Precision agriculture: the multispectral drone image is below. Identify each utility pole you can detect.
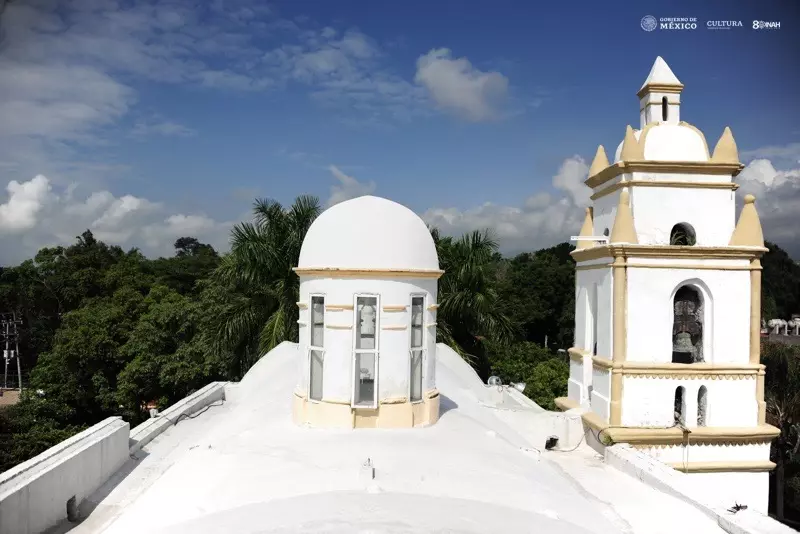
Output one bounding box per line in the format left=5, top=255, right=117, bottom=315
left=1, top=312, right=23, bottom=392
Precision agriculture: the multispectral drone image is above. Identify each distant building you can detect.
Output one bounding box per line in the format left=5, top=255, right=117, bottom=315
left=558, top=56, right=779, bottom=512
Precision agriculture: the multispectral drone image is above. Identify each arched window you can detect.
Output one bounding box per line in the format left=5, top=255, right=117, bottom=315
left=603, top=228, right=609, bottom=237
left=670, top=223, right=696, bottom=246
left=697, top=386, right=708, bottom=426
left=674, top=386, right=686, bottom=425
left=661, top=97, right=668, bottom=121
left=672, top=285, right=704, bottom=363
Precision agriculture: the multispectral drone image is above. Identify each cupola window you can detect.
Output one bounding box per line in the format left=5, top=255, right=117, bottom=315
left=697, top=386, right=708, bottom=426
left=661, top=96, right=668, bottom=121
left=410, top=296, right=425, bottom=402
left=309, top=295, right=325, bottom=401
left=673, top=386, right=686, bottom=425
left=353, top=295, right=379, bottom=408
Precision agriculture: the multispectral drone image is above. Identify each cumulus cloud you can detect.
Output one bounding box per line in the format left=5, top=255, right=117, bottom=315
left=737, top=154, right=800, bottom=257
left=0, top=175, right=234, bottom=265
left=414, top=48, right=509, bottom=122
left=327, top=165, right=376, bottom=207
left=422, top=156, right=588, bottom=254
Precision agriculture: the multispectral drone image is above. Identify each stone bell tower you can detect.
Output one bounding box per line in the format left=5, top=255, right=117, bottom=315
left=556, top=56, right=779, bottom=514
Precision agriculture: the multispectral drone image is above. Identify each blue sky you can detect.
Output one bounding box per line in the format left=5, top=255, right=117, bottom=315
left=0, top=0, right=799, bottom=262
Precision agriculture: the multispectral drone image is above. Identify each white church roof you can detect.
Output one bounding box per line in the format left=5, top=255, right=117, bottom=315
left=639, top=56, right=682, bottom=90
left=298, top=195, right=440, bottom=272
left=69, top=342, right=726, bottom=534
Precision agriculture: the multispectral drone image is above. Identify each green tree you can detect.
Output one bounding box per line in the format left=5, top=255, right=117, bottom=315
left=762, top=241, right=800, bottom=320
left=212, top=196, right=321, bottom=373
left=432, top=228, right=516, bottom=377
left=763, top=341, right=800, bottom=521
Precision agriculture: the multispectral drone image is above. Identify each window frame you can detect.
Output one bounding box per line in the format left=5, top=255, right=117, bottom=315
left=351, top=293, right=380, bottom=409
left=408, top=293, right=426, bottom=403
left=307, top=293, right=326, bottom=402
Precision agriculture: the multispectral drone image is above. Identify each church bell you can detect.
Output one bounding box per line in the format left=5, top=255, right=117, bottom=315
left=672, top=331, right=694, bottom=353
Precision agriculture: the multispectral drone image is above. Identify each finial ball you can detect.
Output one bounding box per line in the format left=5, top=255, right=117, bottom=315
left=744, top=194, right=756, bottom=204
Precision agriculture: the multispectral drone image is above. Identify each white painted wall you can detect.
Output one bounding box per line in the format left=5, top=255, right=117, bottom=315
left=630, top=182, right=736, bottom=246
left=590, top=188, right=621, bottom=239
left=626, top=264, right=750, bottom=365
left=0, top=417, right=129, bottom=534
left=622, top=376, right=758, bottom=427
left=298, top=276, right=438, bottom=404
left=639, top=92, right=681, bottom=127
left=687, top=471, right=770, bottom=513
left=575, top=267, right=613, bottom=358
left=591, top=367, right=611, bottom=422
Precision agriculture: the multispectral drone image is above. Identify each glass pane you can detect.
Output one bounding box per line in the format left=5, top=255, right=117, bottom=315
left=410, top=349, right=423, bottom=401
left=355, top=352, right=376, bottom=406
left=310, top=350, right=324, bottom=401
left=411, top=297, right=424, bottom=348
left=356, top=297, right=377, bottom=350
left=311, top=296, right=324, bottom=347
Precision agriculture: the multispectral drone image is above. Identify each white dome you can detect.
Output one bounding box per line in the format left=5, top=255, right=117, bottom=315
left=614, top=123, right=709, bottom=163
left=298, top=195, right=440, bottom=272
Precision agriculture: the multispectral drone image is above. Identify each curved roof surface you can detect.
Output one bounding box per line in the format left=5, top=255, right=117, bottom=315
left=298, top=195, right=440, bottom=272
left=613, top=124, right=709, bottom=163
left=70, top=343, right=725, bottom=534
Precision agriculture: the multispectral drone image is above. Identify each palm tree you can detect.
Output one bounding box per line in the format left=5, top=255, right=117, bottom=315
left=212, top=196, right=321, bottom=375
left=763, top=341, right=800, bottom=521
left=431, top=227, right=516, bottom=374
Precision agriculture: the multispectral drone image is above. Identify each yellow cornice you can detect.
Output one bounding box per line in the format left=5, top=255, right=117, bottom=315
left=571, top=244, right=768, bottom=262
left=555, top=397, right=779, bottom=446
left=585, top=161, right=745, bottom=189
left=669, top=461, right=776, bottom=473
left=590, top=180, right=738, bottom=201
left=294, top=267, right=444, bottom=279
left=382, top=305, right=407, bottom=312
left=568, top=347, right=589, bottom=362
left=637, top=83, right=684, bottom=98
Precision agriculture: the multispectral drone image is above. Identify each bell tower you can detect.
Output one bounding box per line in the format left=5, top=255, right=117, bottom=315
left=557, top=57, right=780, bottom=514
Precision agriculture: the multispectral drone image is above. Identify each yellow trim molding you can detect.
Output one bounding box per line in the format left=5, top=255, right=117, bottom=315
left=627, top=263, right=758, bottom=271
left=591, top=356, right=764, bottom=379
left=294, top=267, right=444, bottom=279
left=590, top=180, right=738, bottom=201
left=427, top=304, right=439, bottom=311
left=637, top=83, right=684, bottom=98
left=585, top=161, right=745, bottom=189
left=571, top=244, right=767, bottom=262
left=325, top=304, right=354, bottom=311
left=383, top=305, right=407, bottom=312
left=296, top=302, right=308, bottom=309
left=610, top=256, right=627, bottom=425
left=555, top=397, right=779, bottom=446
left=326, top=324, right=353, bottom=330
left=293, top=388, right=440, bottom=429
left=382, top=325, right=407, bottom=331
left=576, top=263, right=611, bottom=271
left=568, top=347, right=589, bottom=362
left=669, top=461, right=776, bottom=473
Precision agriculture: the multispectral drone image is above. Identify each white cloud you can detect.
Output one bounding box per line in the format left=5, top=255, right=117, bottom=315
left=414, top=48, right=509, bottom=122
left=0, top=175, right=233, bottom=265
left=131, top=117, right=197, bottom=138
left=422, top=156, right=587, bottom=254
left=327, top=165, right=376, bottom=207
left=737, top=154, right=800, bottom=256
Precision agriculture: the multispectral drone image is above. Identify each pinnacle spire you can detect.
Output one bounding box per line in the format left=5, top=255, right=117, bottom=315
left=730, top=194, right=764, bottom=247
left=711, top=127, right=740, bottom=164
left=575, top=208, right=595, bottom=250
left=589, top=145, right=610, bottom=178
left=609, top=188, right=638, bottom=245
left=619, top=125, right=641, bottom=162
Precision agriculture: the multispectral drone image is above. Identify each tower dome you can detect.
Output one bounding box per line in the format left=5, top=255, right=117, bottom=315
left=613, top=123, right=710, bottom=163
left=298, top=195, right=440, bottom=272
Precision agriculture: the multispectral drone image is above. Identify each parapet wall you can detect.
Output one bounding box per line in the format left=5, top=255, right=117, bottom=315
left=0, top=417, right=130, bottom=534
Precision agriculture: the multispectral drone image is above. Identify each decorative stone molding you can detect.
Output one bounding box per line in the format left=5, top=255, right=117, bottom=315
left=382, top=305, right=407, bottom=312
left=294, top=267, right=444, bottom=279
left=585, top=161, right=745, bottom=189
left=571, top=244, right=767, bottom=263
left=590, top=180, right=738, bottom=201
left=325, top=304, right=355, bottom=311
